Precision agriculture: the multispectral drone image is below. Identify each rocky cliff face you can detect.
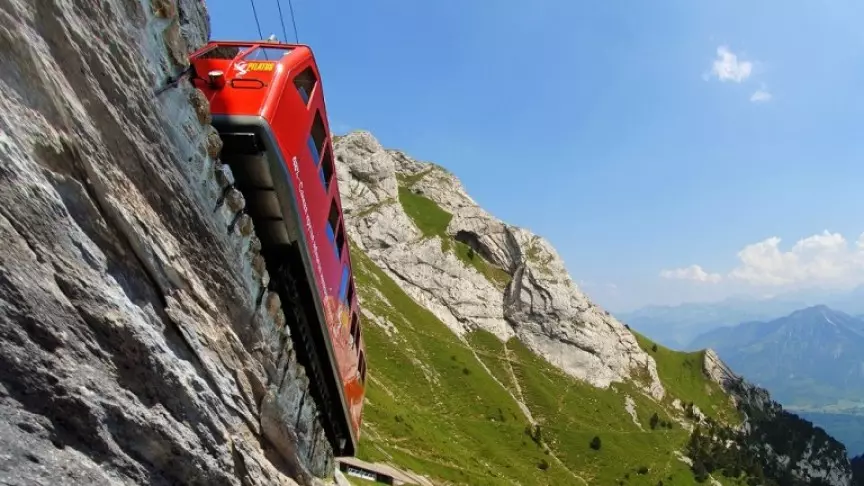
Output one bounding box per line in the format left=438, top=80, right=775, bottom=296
left=700, top=351, right=853, bottom=485
left=0, top=1, right=328, bottom=485
left=334, top=131, right=664, bottom=399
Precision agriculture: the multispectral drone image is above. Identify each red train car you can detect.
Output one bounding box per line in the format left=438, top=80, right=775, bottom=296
left=187, top=41, right=366, bottom=456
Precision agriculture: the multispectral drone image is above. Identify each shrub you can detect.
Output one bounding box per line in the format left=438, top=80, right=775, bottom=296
left=590, top=436, right=602, bottom=450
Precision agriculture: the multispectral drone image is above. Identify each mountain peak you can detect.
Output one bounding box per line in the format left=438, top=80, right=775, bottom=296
left=792, top=304, right=832, bottom=315
left=785, top=304, right=859, bottom=327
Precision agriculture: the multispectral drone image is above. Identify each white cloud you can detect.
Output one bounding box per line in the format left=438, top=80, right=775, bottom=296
left=660, top=265, right=723, bottom=283
left=709, top=46, right=753, bottom=83
left=750, top=88, right=772, bottom=103
left=664, top=231, right=864, bottom=289
left=728, top=231, right=864, bottom=287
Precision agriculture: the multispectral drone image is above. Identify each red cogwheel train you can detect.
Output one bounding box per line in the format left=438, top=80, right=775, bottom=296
left=187, top=41, right=366, bottom=456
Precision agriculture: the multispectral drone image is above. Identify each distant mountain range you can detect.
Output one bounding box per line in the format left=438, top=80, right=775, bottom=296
left=616, top=286, right=864, bottom=350
left=689, top=305, right=864, bottom=456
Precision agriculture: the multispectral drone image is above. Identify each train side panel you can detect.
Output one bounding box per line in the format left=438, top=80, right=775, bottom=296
left=264, top=51, right=366, bottom=434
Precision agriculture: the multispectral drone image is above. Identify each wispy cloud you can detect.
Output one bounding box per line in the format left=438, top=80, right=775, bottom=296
left=750, top=86, right=772, bottom=103
left=659, top=265, right=723, bottom=283
left=708, top=46, right=753, bottom=83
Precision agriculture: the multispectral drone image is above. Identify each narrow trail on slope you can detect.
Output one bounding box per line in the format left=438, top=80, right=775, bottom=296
left=460, top=336, right=536, bottom=425
left=503, top=342, right=529, bottom=407
left=461, top=337, right=589, bottom=486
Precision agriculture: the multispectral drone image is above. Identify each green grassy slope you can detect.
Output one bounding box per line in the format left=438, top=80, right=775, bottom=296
left=349, top=176, right=750, bottom=485
left=351, top=241, right=753, bottom=485
left=352, top=247, right=573, bottom=485
left=397, top=175, right=510, bottom=289
left=630, top=331, right=740, bottom=424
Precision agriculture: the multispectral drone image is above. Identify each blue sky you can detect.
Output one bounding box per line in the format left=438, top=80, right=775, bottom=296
left=205, top=0, right=864, bottom=312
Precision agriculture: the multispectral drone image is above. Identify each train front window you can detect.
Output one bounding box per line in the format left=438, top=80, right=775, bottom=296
left=244, top=46, right=293, bottom=61
left=198, top=44, right=253, bottom=60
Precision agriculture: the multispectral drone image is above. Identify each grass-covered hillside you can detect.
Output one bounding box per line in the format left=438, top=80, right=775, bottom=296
left=349, top=186, right=751, bottom=485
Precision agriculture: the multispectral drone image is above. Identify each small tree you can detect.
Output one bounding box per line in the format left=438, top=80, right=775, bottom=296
left=590, top=436, right=602, bottom=450
left=651, top=343, right=658, bottom=352
left=650, top=412, right=660, bottom=430
left=693, top=458, right=709, bottom=483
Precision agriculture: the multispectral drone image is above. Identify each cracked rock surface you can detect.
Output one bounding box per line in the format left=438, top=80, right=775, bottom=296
left=0, top=0, right=328, bottom=484
left=335, top=131, right=665, bottom=398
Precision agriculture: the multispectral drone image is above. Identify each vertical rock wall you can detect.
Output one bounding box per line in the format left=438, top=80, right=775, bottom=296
left=0, top=0, right=329, bottom=484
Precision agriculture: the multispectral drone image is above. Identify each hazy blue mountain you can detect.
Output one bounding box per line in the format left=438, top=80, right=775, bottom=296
left=616, top=296, right=810, bottom=349
left=699, top=305, right=864, bottom=405
left=617, top=285, right=864, bottom=350
left=688, top=318, right=784, bottom=351
left=690, top=305, right=864, bottom=455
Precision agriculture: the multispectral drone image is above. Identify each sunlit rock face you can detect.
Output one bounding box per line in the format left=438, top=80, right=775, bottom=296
left=335, top=131, right=665, bottom=399
left=0, top=0, right=330, bottom=484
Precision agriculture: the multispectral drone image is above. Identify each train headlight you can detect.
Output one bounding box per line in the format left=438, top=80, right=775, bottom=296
left=208, top=70, right=226, bottom=89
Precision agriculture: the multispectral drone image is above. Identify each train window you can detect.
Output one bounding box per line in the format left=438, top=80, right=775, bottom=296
left=327, top=198, right=343, bottom=260
left=244, top=46, right=293, bottom=61
left=293, top=66, right=318, bottom=105
left=198, top=45, right=251, bottom=59
left=328, top=198, right=341, bottom=254
left=319, top=146, right=334, bottom=191
left=359, top=352, right=367, bottom=384
left=346, top=281, right=355, bottom=309
left=350, top=312, right=359, bottom=348
left=325, top=222, right=339, bottom=261
left=335, top=222, right=346, bottom=257
left=309, top=111, right=326, bottom=164
left=339, top=266, right=351, bottom=303
left=307, top=135, right=319, bottom=165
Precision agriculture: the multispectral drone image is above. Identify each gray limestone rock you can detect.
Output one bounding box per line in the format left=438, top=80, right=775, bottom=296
left=0, top=0, right=327, bottom=484
left=334, top=130, right=665, bottom=399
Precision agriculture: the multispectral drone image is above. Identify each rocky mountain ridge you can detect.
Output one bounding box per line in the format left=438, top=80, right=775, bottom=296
left=334, top=130, right=665, bottom=400
left=334, top=131, right=857, bottom=486
left=699, top=356, right=853, bottom=485
left=691, top=305, right=864, bottom=457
